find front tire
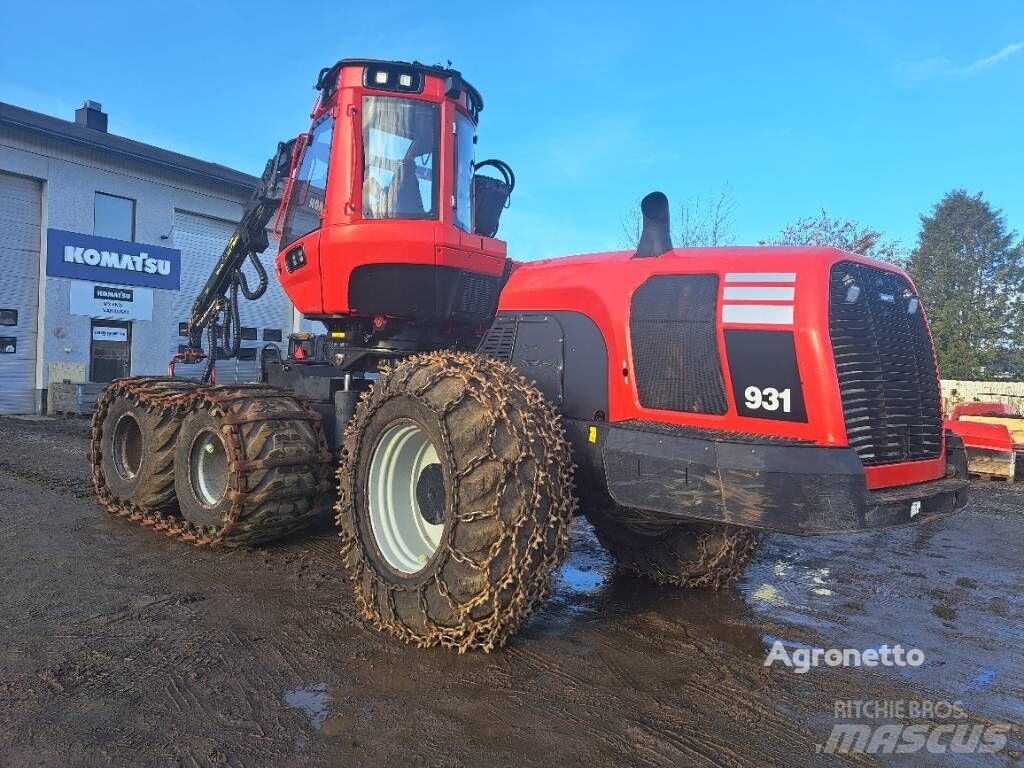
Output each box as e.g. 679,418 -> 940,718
336,351 -> 576,653
586,507 -> 761,589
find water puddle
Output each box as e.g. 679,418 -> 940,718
737,538 -> 841,619
968,668 -> 997,693
283,683 -> 331,730
559,564 -> 606,593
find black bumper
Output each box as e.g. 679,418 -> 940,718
582,421 -> 969,535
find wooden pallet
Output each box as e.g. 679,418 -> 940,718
48,382 -> 105,416
966,451 -> 1019,483
969,471 -> 1017,484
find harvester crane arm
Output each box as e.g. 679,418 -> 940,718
175,138 -> 297,381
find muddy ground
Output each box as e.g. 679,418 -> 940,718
0,415 -> 1021,768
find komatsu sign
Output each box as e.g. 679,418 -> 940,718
46,229 -> 181,289
63,245 -> 172,276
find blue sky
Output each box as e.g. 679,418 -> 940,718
2,0 -> 1021,261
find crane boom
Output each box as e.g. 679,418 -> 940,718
177,139 -> 296,380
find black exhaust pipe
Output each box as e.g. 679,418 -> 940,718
633,191 -> 673,258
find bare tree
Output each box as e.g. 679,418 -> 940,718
768,210 -> 906,265
619,183 -> 737,249
619,206 -> 644,250
679,182 -> 736,247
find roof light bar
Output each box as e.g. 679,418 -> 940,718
364,65 -> 424,95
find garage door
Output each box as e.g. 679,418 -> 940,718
0,172 -> 41,414
172,211 -> 293,383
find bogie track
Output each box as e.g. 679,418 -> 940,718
91,377 -> 333,547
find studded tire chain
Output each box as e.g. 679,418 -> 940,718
585,506 -> 762,590
335,351 -> 578,654
91,376 -> 334,547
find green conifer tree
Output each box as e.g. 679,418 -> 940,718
908,191 -> 1024,379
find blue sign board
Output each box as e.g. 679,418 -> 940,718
46,229 -> 181,290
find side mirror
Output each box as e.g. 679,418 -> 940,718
472,159 -> 515,238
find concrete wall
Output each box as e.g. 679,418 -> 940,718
941,380 -> 1024,415
0,123 -> 293,411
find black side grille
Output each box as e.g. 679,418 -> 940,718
629,275 -> 728,415
478,316 -> 518,362
829,261 -> 942,465
457,273 -> 500,317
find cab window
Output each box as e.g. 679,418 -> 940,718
282,115 -> 334,246
454,112 -> 475,232
362,96 -> 438,219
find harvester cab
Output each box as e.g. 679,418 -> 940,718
273,60 -> 513,340
92,57 -> 970,654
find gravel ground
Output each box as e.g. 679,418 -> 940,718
0,415 -> 1021,768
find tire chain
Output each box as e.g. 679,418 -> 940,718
588,506 -> 762,590
91,376 -> 334,547
336,351 -> 578,653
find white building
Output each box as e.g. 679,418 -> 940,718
0,99 -> 296,414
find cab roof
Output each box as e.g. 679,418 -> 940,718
316,58 -> 484,115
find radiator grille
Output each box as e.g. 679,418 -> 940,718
629,275 -> 728,415
829,261 -> 942,465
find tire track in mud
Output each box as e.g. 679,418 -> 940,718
0,459 -> 93,499
0,442 -> 342,767
502,625 -> 860,768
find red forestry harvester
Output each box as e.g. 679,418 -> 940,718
91,59 -> 969,652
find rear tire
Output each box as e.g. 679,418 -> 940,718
586,507 -> 761,589
173,409 -> 235,530
173,387 -> 330,546
336,351 -> 576,653
96,391 -> 182,511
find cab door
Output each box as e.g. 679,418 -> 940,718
276,114 -> 335,314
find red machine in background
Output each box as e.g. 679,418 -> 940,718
91,59 -> 970,653
946,399 -> 1024,482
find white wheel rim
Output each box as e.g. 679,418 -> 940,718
367,421 -> 446,575
189,429 -> 229,507
112,412 -> 143,480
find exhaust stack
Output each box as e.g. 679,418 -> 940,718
633,191 -> 673,258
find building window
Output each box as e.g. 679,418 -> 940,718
94,192 -> 136,241
263,328 -> 282,342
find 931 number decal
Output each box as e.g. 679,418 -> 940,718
744,386 -> 792,414
725,329 -> 808,422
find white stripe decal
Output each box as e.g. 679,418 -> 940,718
725,272 -> 797,283
723,286 -> 795,301
721,304 -> 794,325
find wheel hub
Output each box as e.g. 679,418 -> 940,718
415,464 -> 445,525
367,421 -> 446,575
189,429 -> 229,507
112,412 -> 143,480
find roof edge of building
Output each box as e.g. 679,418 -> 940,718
0,101 -> 259,195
